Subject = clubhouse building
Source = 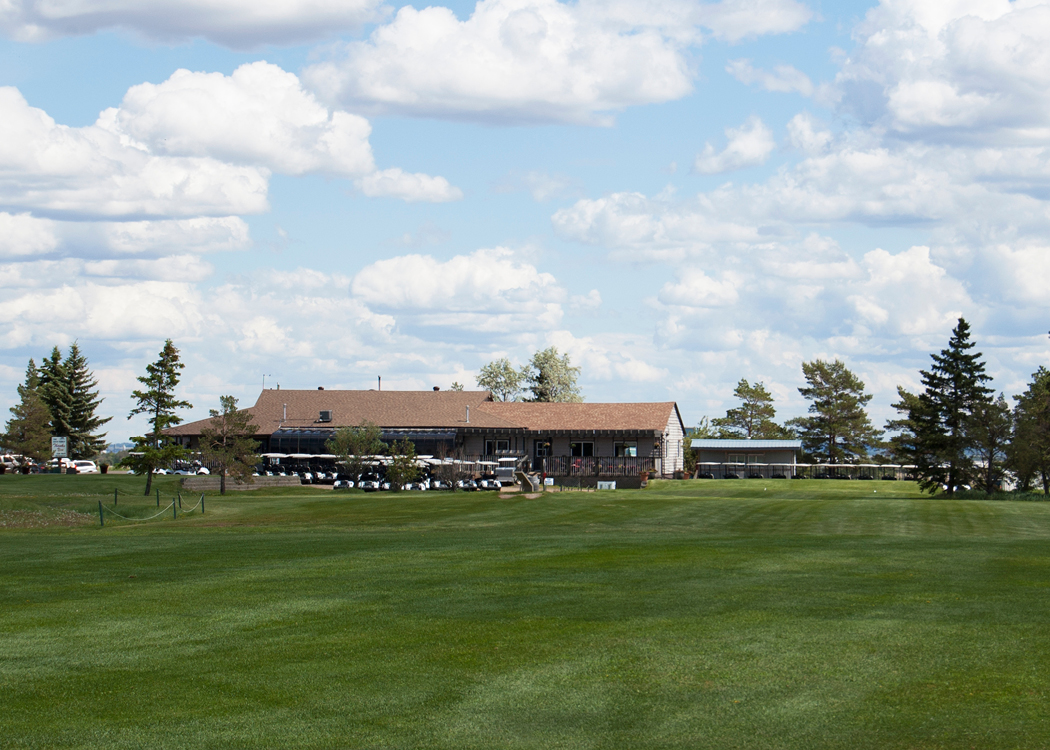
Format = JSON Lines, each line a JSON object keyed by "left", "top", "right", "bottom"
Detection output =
{"left": 166, "top": 388, "right": 686, "bottom": 483}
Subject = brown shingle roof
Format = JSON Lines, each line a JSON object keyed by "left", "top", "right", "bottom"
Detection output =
{"left": 476, "top": 401, "right": 679, "bottom": 433}
{"left": 165, "top": 389, "right": 683, "bottom": 437}
{"left": 166, "top": 389, "right": 518, "bottom": 436}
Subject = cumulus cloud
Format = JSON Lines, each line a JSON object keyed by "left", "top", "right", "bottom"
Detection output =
{"left": 694, "top": 116, "right": 776, "bottom": 174}
{"left": 0, "top": 86, "right": 270, "bottom": 220}
{"left": 835, "top": 0, "right": 1050, "bottom": 143}
{"left": 304, "top": 0, "right": 811, "bottom": 124}
{"left": 0, "top": 0, "right": 387, "bottom": 48}
{"left": 350, "top": 247, "right": 564, "bottom": 331}
{"left": 0, "top": 64, "right": 460, "bottom": 221}
{"left": 726, "top": 58, "right": 814, "bottom": 95}
{"left": 0, "top": 213, "right": 58, "bottom": 257}
{"left": 785, "top": 112, "right": 832, "bottom": 154}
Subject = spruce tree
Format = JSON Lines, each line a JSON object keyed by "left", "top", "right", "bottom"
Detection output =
{"left": 787, "top": 359, "right": 881, "bottom": 462}
{"left": 968, "top": 394, "right": 1012, "bottom": 496}
{"left": 127, "top": 340, "right": 193, "bottom": 495}
{"left": 62, "top": 342, "right": 110, "bottom": 458}
{"left": 38, "top": 346, "right": 71, "bottom": 440}
{"left": 2, "top": 359, "right": 52, "bottom": 462}
{"left": 911, "top": 318, "right": 993, "bottom": 496}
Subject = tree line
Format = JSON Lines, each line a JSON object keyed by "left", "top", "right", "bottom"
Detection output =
{"left": 696, "top": 318, "right": 1049, "bottom": 497}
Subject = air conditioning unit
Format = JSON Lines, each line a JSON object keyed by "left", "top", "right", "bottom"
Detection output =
{"left": 319, "top": 410, "right": 332, "bottom": 423}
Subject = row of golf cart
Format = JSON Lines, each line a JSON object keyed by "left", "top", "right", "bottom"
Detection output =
{"left": 257, "top": 453, "right": 509, "bottom": 491}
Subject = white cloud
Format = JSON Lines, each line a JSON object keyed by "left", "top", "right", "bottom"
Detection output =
{"left": 0, "top": 0, "right": 388, "bottom": 48}
{"left": 726, "top": 58, "right": 814, "bottom": 96}
{"left": 357, "top": 168, "right": 464, "bottom": 203}
{"left": 836, "top": 0, "right": 1050, "bottom": 143}
{"left": 694, "top": 116, "right": 776, "bottom": 174}
{"left": 785, "top": 112, "right": 832, "bottom": 154}
{"left": 0, "top": 86, "right": 270, "bottom": 220}
{"left": 304, "top": 0, "right": 811, "bottom": 124}
{"left": 658, "top": 269, "right": 740, "bottom": 307}
{"left": 0, "top": 213, "right": 58, "bottom": 257}
{"left": 351, "top": 248, "right": 564, "bottom": 332}
{"left": 103, "top": 63, "right": 377, "bottom": 178}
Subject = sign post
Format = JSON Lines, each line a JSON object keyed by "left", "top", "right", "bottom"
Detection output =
{"left": 51, "top": 437, "right": 68, "bottom": 473}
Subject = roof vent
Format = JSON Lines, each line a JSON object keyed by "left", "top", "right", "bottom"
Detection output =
{"left": 319, "top": 410, "right": 332, "bottom": 423}
{"left": 433, "top": 386, "right": 440, "bottom": 391}
{"left": 318, "top": 386, "right": 324, "bottom": 390}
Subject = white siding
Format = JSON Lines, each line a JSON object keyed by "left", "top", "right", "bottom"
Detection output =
{"left": 663, "top": 406, "right": 685, "bottom": 475}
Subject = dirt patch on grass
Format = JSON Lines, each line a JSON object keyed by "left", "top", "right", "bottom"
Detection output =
{"left": 0, "top": 509, "right": 95, "bottom": 528}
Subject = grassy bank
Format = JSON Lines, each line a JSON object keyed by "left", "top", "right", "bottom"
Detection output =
{"left": 2, "top": 475, "right": 1048, "bottom": 748}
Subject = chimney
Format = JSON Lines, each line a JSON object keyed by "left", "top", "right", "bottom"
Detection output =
{"left": 318, "top": 386, "right": 324, "bottom": 390}
{"left": 433, "top": 386, "right": 440, "bottom": 391}
{"left": 466, "top": 405, "right": 470, "bottom": 423}
{"left": 378, "top": 376, "right": 381, "bottom": 391}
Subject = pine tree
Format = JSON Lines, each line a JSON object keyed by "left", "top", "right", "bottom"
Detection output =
{"left": 911, "top": 318, "right": 993, "bottom": 496}
{"left": 787, "top": 359, "right": 881, "bottom": 462}
{"left": 712, "top": 379, "right": 789, "bottom": 438}
{"left": 126, "top": 340, "right": 193, "bottom": 496}
{"left": 38, "top": 346, "right": 71, "bottom": 440}
{"left": 62, "top": 342, "right": 110, "bottom": 458}
{"left": 200, "top": 396, "right": 260, "bottom": 495}
{"left": 2, "top": 360, "right": 52, "bottom": 462}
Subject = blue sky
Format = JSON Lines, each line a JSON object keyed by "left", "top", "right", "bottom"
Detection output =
{"left": 2, "top": 0, "right": 1049, "bottom": 442}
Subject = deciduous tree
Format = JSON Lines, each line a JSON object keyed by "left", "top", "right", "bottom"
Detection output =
{"left": 476, "top": 358, "right": 524, "bottom": 401}
{"left": 968, "top": 394, "right": 1012, "bottom": 496}
{"left": 326, "top": 421, "right": 386, "bottom": 483}
{"left": 385, "top": 438, "right": 420, "bottom": 490}
{"left": 125, "top": 340, "right": 192, "bottom": 496}
{"left": 787, "top": 359, "right": 881, "bottom": 462}
{"left": 200, "top": 395, "right": 260, "bottom": 495}
{"left": 525, "top": 347, "right": 582, "bottom": 403}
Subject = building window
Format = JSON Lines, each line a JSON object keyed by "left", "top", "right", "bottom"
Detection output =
{"left": 748, "top": 454, "right": 763, "bottom": 464}
{"left": 570, "top": 442, "right": 594, "bottom": 457}
{"left": 534, "top": 439, "right": 551, "bottom": 458}
{"left": 485, "top": 439, "right": 511, "bottom": 455}
{"left": 727, "top": 453, "right": 745, "bottom": 464}
{"left": 614, "top": 441, "right": 637, "bottom": 457}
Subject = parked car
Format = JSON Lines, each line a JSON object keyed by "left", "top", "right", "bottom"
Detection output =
{"left": 72, "top": 460, "right": 99, "bottom": 474}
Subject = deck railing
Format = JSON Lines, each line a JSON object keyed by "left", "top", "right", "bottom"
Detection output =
{"left": 539, "top": 456, "right": 659, "bottom": 477}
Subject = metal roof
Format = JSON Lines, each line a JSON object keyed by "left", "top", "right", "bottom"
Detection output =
{"left": 690, "top": 439, "right": 802, "bottom": 449}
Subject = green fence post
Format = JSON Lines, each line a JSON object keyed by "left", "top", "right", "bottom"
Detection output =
{"left": 98, "top": 500, "right": 104, "bottom": 527}
{"left": 201, "top": 494, "right": 205, "bottom": 514}
{"left": 178, "top": 493, "right": 182, "bottom": 510}
{"left": 156, "top": 488, "right": 160, "bottom": 507}
{"left": 114, "top": 488, "right": 118, "bottom": 506}
{"left": 173, "top": 500, "right": 177, "bottom": 520}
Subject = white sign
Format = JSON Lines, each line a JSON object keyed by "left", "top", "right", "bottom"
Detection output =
{"left": 51, "top": 436, "right": 68, "bottom": 458}
{"left": 597, "top": 481, "right": 617, "bottom": 491}
{"left": 544, "top": 477, "right": 555, "bottom": 486}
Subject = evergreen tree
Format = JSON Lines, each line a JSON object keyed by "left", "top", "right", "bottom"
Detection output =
{"left": 126, "top": 340, "right": 192, "bottom": 496}
{"left": 476, "top": 358, "right": 524, "bottom": 401}
{"left": 712, "top": 379, "right": 789, "bottom": 438}
{"left": 525, "top": 347, "right": 583, "bottom": 402}
{"left": 911, "top": 318, "right": 993, "bottom": 496}
{"left": 62, "top": 342, "right": 110, "bottom": 458}
{"left": 37, "top": 346, "right": 71, "bottom": 439}
{"left": 2, "top": 359, "right": 52, "bottom": 462}
{"left": 885, "top": 386, "right": 923, "bottom": 465}
{"left": 968, "top": 394, "right": 1012, "bottom": 496}
{"left": 1010, "top": 367, "right": 1050, "bottom": 495}
{"left": 199, "top": 395, "right": 260, "bottom": 495}
{"left": 787, "top": 359, "right": 881, "bottom": 462}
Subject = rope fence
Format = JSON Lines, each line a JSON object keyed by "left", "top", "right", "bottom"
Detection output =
{"left": 98, "top": 493, "right": 205, "bottom": 527}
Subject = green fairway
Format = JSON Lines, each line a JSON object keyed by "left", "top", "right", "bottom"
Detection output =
{"left": 2, "top": 475, "right": 1050, "bottom": 749}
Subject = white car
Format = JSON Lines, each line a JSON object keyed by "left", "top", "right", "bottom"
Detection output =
{"left": 72, "top": 460, "right": 99, "bottom": 474}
